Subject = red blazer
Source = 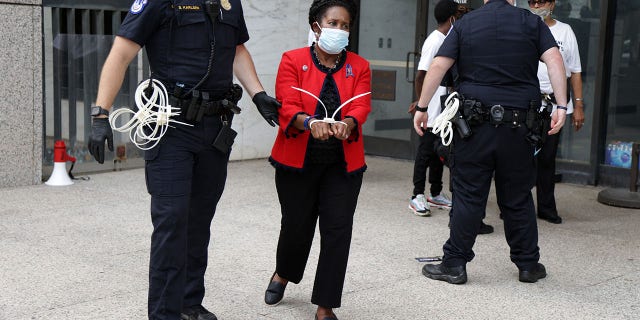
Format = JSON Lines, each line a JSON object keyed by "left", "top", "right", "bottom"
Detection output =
{"left": 270, "top": 47, "right": 372, "bottom": 173}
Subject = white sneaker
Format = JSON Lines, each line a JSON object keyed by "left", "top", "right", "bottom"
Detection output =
{"left": 428, "top": 193, "right": 452, "bottom": 209}
{"left": 409, "top": 194, "right": 431, "bottom": 216}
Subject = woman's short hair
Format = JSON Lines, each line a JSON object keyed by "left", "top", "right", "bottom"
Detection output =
{"left": 308, "top": 0, "right": 359, "bottom": 26}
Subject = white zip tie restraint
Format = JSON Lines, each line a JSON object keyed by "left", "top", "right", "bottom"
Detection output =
{"left": 109, "top": 79, "right": 192, "bottom": 150}
{"left": 291, "top": 86, "right": 371, "bottom": 129}
{"left": 431, "top": 92, "right": 460, "bottom": 146}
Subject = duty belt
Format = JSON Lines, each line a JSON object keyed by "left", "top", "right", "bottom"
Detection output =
{"left": 170, "top": 90, "right": 241, "bottom": 122}
{"left": 482, "top": 105, "right": 528, "bottom": 126}
{"left": 461, "top": 98, "right": 528, "bottom": 127}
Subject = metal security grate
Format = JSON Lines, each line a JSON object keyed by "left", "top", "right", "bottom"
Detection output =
{"left": 43, "top": 1, "right": 149, "bottom": 172}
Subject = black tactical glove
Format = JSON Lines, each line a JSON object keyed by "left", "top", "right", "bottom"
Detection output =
{"left": 252, "top": 91, "right": 280, "bottom": 127}
{"left": 88, "top": 117, "right": 114, "bottom": 164}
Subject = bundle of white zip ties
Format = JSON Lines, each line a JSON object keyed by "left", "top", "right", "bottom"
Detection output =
{"left": 431, "top": 92, "right": 460, "bottom": 146}
{"left": 109, "top": 79, "right": 192, "bottom": 150}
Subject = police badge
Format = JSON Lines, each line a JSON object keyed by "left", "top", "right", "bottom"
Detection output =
{"left": 221, "top": 0, "right": 232, "bottom": 10}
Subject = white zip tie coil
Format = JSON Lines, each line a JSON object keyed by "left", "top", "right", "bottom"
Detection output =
{"left": 431, "top": 92, "right": 460, "bottom": 146}
{"left": 109, "top": 79, "right": 192, "bottom": 150}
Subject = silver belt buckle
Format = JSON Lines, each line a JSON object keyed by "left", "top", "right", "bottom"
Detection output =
{"left": 490, "top": 105, "right": 504, "bottom": 125}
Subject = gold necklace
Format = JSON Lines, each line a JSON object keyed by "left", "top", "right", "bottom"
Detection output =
{"left": 313, "top": 46, "right": 341, "bottom": 69}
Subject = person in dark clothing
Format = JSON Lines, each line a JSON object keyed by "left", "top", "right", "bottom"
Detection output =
{"left": 413, "top": 0, "right": 568, "bottom": 284}
{"left": 262, "top": 1, "right": 371, "bottom": 319}
{"left": 87, "top": 1, "right": 279, "bottom": 319}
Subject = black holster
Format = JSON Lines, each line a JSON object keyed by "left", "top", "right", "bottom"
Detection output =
{"left": 173, "top": 84, "right": 243, "bottom": 122}
{"left": 461, "top": 97, "right": 485, "bottom": 127}
{"left": 525, "top": 100, "right": 551, "bottom": 148}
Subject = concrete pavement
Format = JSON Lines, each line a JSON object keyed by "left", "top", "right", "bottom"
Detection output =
{"left": 0, "top": 156, "right": 638, "bottom": 319}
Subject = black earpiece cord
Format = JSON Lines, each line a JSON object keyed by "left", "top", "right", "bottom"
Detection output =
{"left": 184, "top": 0, "right": 220, "bottom": 97}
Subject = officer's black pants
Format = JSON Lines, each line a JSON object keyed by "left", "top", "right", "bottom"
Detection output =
{"left": 444, "top": 122, "right": 540, "bottom": 270}
{"left": 536, "top": 127, "right": 562, "bottom": 216}
{"left": 274, "top": 163, "right": 363, "bottom": 308}
{"left": 144, "top": 115, "right": 230, "bottom": 320}
{"left": 412, "top": 129, "right": 444, "bottom": 197}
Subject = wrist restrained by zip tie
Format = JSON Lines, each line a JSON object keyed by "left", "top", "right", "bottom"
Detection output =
{"left": 291, "top": 86, "right": 371, "bottom": 130}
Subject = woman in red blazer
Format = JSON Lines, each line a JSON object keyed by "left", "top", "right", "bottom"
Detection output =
{"left": 263, "top": 1, "right": 370, "bottom": 319}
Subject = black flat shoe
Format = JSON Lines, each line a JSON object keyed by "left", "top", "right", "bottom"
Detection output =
{"left": 315, "top": 314, "right": 339, "bottom": 320}
{"left": 422, "top": 263, "right": 467, "bottom": 284}
{"left": 538, "top": 213, "right": 562, "bottom": 224}
{"left": 264, "top": 273, "right": 287, "bottom": 305}
{"left": 519, "top": 263, "right": 547, "bottom": 283}
{"left": 181, "top": 305, "right": 217, "bottom": 320}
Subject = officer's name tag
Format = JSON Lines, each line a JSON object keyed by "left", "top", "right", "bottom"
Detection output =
{"left": 177, "top": 5, "right": 201, "bottom": 11}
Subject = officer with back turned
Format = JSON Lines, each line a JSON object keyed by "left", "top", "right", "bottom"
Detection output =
{"left": 413, "top": 0, "right": 568, "bottom": 284}
{"left": 87, "top": 0, "right": 280, "bottom": 319}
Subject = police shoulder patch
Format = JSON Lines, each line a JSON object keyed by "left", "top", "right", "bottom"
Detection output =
{"left": 130, "top": 0, "right": 148, "bottom": 15}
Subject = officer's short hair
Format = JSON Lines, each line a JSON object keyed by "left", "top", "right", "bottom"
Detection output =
{"left": 309, "top": 0, "right": 358, "bottom": 26}
{"left": 434, "top": 0, "right": 458, "bottom": 25}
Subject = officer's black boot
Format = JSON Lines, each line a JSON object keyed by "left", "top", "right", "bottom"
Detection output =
{"left": 538, "top": 212, "right": 562, "bottom": 224}
{"left": 478, "top": 221, "right": 494, "bottom": 234}
{"left": 181, "top": 305, "right": 217, "bottom": 320}
{"left": 421, "top": 263, "right": 467, "bottom": 284}
{"left": 519, "top": 263, "right": 547, "bottom": 283}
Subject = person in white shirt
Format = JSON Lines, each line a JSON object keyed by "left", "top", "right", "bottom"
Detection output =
{"left": 529, "top": 0, "right": 584, "bottom": 224}
{"left": 407, "top": 0, "right": 459, "bottom": 218}
{"left": 408, "top": 0, "right": 494, "bottom": 232}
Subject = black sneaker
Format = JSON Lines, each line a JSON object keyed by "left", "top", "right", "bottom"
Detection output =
{"left": 478, "top": 221, "right": 494, "bottom": 234}
{"left": 181, "top": 305, "right": 217, "bottom": 320}
{"left": 421, "top": 263, "right": 467, "bottom": 284}
{"left": 519, "top": 263, "right": 547, "bottom": 283}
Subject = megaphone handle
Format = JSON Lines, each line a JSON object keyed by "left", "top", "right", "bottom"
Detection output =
{"left": 68, "top": 162, "right": 75, "bottom": 180}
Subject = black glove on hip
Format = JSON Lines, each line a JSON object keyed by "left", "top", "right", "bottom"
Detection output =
{"left": 252, "top": 91, "right": 280, "bottom": 127}
{"left": 88, "top": 117, "right": 114, "bottom": 164}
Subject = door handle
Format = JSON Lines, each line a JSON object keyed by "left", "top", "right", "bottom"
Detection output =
{"left": 406, "top": 51, "right": 420, "bottom": 83}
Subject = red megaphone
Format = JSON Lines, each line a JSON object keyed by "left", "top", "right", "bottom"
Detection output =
{"left": 53, "top": 140, "right": 76, "bottom": 163}
{"left": 46, "top": 140, "right": 76, "bottom": 186}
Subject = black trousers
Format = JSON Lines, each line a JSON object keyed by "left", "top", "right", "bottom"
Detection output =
{"left": 412, "top": 130, "right": 444, "bottom": 196}
{"left": 536, "top": 127, "right": 562, "bottom": 216}
{"left": 444, "top": 122, "right": 540, "bottom": 270}
{"left": 274, "top": 163, "right": 363, "bottom": 308}
{"left": 144, "top": 115, "right": 230, "bottom": 320}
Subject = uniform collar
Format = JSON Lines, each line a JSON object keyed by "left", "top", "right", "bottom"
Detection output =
{"left": 486, "top": 0, "right": 510, "bottom": 4}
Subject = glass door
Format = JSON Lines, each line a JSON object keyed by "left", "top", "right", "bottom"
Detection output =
{"left": 358, "top": 0, "right": 427, "bottom": 159}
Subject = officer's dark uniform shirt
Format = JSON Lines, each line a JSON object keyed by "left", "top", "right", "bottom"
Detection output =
{"left": 117, "top": 0, "right": 249, "bottom": 94}
{"left": 436, "top": 0, "right": 557, "bottom": 110}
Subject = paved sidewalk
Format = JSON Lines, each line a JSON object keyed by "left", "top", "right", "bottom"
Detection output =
{"left": 1, "top": 156, "right": 638, "bottom": 319}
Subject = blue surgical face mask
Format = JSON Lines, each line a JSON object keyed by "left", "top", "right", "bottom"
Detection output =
{"left": 315, "top": 22, "right": 349, "bottom": 54}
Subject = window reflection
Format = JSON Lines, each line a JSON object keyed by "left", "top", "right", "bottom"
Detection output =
{"left": 604, "top": 1, "right": 640, "bottom": 169}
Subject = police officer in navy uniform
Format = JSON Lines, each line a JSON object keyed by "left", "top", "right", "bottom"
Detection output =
{"left": 413, "top": 0, "right": 568, "bottom": 284}
{"left": 87, "top": 0, "right": 280, "bottom": 319}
